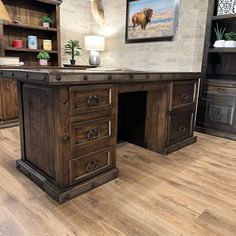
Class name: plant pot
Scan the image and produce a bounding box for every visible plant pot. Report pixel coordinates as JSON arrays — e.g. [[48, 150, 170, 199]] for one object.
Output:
[[39, 59, 48, 66], [70, 60, 76, 65], [213, 40, 225, 48], [225, 40, 236, 47], [42, 22, 50, 28]]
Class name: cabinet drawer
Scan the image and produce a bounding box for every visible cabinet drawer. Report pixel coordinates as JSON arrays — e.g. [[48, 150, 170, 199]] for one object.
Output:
[[171, 81, 196, 110], [207, 85, 236, 96], [70, 84, 113, 115], [70, 148, 113, 185], [167, 111, 194, 145], [71, 117, 114, 155]]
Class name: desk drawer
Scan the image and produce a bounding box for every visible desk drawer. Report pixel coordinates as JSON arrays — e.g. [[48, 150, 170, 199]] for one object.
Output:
[[171, 81, 196, 110], [70, 117, 114, 155], [207, 85, 236, 96], [167, 111, 194, 145], [70, 84, 113, 115], [70, 148, 113, 185]]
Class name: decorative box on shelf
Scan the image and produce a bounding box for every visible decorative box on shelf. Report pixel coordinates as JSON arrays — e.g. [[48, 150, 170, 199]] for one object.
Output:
[[217, 0, 236, 15]]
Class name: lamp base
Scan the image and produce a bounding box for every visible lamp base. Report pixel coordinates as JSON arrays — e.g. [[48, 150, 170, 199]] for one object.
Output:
[[89, 50, 101, 66]]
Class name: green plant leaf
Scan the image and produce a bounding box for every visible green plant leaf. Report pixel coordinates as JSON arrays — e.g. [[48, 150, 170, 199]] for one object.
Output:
[[64, 39, 82, 60]]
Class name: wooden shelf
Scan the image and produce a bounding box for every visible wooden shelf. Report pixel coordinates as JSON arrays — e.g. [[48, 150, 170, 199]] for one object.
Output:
[[3, 22, 57, 32], [35, 0, 62, 5], [212, 14, 236, 21], [5, 47, 58, 54], [208, 48, 236, 53]]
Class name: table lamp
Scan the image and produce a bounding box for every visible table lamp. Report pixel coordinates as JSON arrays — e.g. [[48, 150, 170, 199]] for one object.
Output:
[[85, 35, 105, 66], [0, 0, 12, 22]]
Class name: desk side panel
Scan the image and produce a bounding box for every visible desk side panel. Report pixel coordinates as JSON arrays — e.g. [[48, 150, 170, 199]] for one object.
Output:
[[22, 84, 56, 180]]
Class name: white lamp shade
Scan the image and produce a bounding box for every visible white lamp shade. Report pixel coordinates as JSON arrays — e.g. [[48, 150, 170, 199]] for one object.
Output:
[[85, 35, 105, 51]]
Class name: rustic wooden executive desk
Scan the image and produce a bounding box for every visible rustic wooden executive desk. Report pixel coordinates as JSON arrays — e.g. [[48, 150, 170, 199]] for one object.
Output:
[[1, 68, 200, 203]]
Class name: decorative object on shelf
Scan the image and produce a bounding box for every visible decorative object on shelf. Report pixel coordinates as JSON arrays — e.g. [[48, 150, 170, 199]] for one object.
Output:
[[85, 35, 105, 66], [28, 35, 37, 49], [0, 57, 20, 66], [37, 51, 50, 66], [125, 0, 180, 43], [12, 39, 23, 48], [90, 0, 105, 25], [40, 16, 53, 28], [43, 39, 52, 51], [213, 23, 226, 47], [0, 0, 12, 22], [225, 32, 236, 47], [63, 64, 97, 69], [13, 20, 23, 24], [64, 40, 82, 65], [217, 0, 236, 15]]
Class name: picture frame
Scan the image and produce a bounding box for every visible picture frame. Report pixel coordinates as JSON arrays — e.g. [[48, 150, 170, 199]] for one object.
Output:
[[125, 0, 180, 44], [217, 0, 236, 15]]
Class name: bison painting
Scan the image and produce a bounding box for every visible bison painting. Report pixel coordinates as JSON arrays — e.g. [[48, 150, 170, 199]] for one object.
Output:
[[132, 8, 153, 30]]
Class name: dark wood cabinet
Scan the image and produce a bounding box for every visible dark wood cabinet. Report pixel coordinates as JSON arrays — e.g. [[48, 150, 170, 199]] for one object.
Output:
[[0, 0, 62, 128], [164, 80, 198, 154], [196, 0, 236, 140], [0, 79, 18, 127]]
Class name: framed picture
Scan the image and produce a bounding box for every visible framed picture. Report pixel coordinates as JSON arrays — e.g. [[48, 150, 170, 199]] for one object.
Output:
[[217, 0, 236, 15], [125, 0, 180, 43]]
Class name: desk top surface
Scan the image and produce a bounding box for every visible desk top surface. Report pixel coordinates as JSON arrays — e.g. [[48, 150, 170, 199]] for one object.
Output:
[[0, 67, 201, 85]]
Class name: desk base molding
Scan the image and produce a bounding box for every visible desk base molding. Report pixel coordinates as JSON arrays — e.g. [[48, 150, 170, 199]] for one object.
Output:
[[0, 119, 19, 129], [16, 160, 119, 203], [163, 136, 197, 155]]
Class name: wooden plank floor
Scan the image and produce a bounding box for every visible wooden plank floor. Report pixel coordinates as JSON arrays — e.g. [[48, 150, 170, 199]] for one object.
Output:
[[0, 127, 236, 236]]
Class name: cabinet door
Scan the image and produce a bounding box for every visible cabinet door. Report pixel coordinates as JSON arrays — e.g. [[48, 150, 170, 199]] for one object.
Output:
[[1, 79, 18, 120], [205, 96, 236, 132]]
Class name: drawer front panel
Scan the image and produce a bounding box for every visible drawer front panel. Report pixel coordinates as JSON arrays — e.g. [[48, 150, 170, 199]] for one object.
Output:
[[167, 111, 194, 145], [71, 117, 113, 154], [70, 148, 113, 185], [207, 85, 236, 96], [70, 85, 113, 115], [171, 81, 196, 109]]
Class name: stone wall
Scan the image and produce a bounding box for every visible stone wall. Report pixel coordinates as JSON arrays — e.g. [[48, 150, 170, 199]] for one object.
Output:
[[91, 0, 208, 72], [60, 1, 91, 65]]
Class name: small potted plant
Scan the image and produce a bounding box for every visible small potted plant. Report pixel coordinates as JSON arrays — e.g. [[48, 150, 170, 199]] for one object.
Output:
[[41, 16, 53, 28], [64, 40, 82, 65], [37, 51, 50, 66], [214, 23, 226, 48], [225, 32, 236, 47]]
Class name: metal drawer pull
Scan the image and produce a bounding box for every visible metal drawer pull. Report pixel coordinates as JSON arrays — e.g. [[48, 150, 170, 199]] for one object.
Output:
[[181, 93, 189, 101], [87, 128, 100, 140], [86, 160, 98, 173], [178, 126, 186, 133], [217, 87, 226, 94], [87, 95, 101, 106]]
